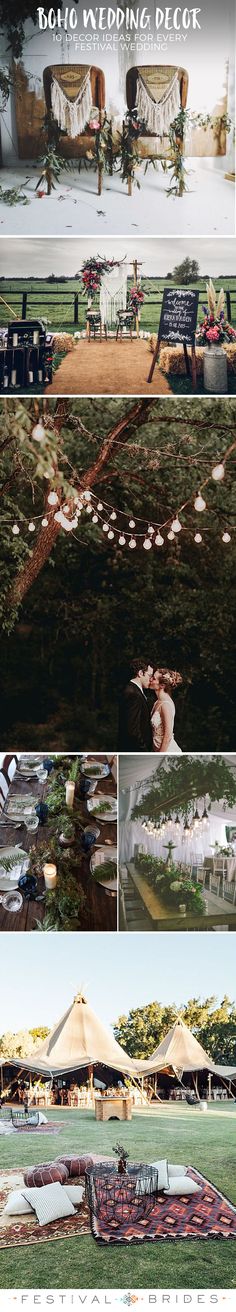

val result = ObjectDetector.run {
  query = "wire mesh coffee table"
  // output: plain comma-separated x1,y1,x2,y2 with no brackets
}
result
86,1163,159,1227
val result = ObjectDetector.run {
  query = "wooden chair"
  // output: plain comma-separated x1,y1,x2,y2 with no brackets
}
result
43,64,105,194
86,311,107,341
116,311,135,340
126,64,188,195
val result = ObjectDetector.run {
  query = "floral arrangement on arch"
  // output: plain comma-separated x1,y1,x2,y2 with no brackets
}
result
128,285,145,316
80,255,121,300
196,280,236,348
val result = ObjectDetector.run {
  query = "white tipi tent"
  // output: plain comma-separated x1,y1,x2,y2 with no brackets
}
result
6,992,137,1079
136,1018,236,1081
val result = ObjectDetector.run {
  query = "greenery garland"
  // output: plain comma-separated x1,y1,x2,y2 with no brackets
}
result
136,852,205,915
131,756,236,824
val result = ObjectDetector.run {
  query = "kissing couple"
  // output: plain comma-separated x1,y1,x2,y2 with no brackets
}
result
119,658,183,753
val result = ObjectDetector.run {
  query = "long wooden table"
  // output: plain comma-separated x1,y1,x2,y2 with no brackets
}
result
128,864,236,931
0,757,117,932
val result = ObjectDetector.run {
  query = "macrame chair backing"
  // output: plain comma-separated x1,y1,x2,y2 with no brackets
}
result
43,65,105,157
13,61,46,160
100,268,128,328
126,65,188,159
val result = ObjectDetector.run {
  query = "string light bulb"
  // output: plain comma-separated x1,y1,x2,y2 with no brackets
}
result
212,462,225,482
119,534,126,546
12,523,20,535
129,537,136,549
148,526,155,536
143,537,152,550
194,492,206,512
97,501,103,511
47,491,58,506
83,489,92,502
32,421,45,443
41,518,48,527
155,531,164,546
194,532,202,544
222,531,231,543
92,514,98,524
202,805,209,827
107,529,114,540
171,517,182,533
129,519,135,529
102,523,109,533
110,511,117,521
28,521,36,532
167,529,175,541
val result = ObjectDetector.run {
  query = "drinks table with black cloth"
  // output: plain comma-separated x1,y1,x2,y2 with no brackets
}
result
0,757,117,932
128,864,236,931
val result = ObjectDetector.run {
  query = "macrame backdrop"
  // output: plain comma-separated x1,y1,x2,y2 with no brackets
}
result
51,69,93,138
100,267,127,327
135,67,180,136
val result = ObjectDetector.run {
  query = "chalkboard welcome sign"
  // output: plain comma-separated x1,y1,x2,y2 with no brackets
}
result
159,287,199,346
148,286,199,388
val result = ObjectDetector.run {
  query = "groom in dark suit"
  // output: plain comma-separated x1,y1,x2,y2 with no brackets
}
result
118,658,154,751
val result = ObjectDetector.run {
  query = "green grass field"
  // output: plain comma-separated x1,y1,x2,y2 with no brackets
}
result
0,1104,235,1289
0,277,235,335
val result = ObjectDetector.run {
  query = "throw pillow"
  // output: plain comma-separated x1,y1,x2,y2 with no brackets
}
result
168,1164,187,1177
22,1182,76,1226
63,1184,85,1205
150,1159,169,1190
24,1161,69,1188
4,1190,33,1216
164,1175,201,1196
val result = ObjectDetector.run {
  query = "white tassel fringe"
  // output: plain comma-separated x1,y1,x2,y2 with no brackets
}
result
135,70,180,137
51,71,93,138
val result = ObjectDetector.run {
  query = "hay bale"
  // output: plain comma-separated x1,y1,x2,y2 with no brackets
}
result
225,344,236,372
52,333,76,353
159,344,204,378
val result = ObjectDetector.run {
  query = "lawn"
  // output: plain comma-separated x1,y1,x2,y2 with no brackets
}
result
0,1104,235,1289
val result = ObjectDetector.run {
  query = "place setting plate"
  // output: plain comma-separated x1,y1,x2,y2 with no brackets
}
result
4,794,37,820
87,794,117,823
90,844,117,895
80,759,110,780
0,846,29,891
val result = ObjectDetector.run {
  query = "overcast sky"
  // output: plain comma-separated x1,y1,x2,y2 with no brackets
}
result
0,934,234,1034
0,238,236,279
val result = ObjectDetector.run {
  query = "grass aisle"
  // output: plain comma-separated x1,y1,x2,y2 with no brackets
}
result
0,1105,235,1288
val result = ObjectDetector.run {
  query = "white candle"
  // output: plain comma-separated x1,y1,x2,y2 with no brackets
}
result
43,863,57,890
179,903,186,916
38,369,43,382
29,371,33,384
13,333,18,347
11,370,17,386
66,781,75,809
33,331,39,345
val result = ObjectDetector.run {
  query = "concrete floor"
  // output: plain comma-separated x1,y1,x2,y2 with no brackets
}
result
0,161,234,237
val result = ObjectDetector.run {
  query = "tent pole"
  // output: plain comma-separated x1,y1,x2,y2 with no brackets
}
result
192,1073,200,1100
208,1073,211,1101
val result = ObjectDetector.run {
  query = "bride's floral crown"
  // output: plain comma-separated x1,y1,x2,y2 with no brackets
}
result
158,669,182,688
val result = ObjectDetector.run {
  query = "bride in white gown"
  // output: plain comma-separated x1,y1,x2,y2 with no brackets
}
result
150,668,182,753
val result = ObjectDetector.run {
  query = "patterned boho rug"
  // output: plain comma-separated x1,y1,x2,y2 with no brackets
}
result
13,1123,62,1135
89,1168,236,1245
0,1169,90,1249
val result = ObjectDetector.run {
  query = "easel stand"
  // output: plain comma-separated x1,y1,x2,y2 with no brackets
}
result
148,334,197,390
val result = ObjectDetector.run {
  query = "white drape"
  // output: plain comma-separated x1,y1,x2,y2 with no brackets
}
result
135,69,180,137
100,268,127,327
51,71,92,138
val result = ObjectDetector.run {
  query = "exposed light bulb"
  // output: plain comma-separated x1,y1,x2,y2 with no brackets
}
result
92,514,98,524
119,535,126,546
54,510,63,524
129,519,135,529
31,421,45,442
12,523,20,535
167,529,175,541
28,521,36,532
155,532,164,546
97,501,103,511
171,517,182,533
129,537,136,549
86,504,93,514
148,526,154,536
110,511,117,521
107,529,114,540
194,492,206,512
102,523,109,533
83,489,92,502
143,537,152,550
222,531,231,543
41,518,48,527
212,462,225,482
47,491,58,506
194,532,202,544
63,505,69,514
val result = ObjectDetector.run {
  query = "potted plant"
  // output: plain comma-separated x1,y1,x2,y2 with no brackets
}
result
196,281,236,393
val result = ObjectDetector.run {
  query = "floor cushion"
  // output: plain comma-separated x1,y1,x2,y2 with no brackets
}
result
149,1159,169,1190
4,1189,33,1216
164,1175,202,1195
22,1181,75,1226
57,1154,94,1177
63,1183,85,1204
168,1163,187,1177
24,1161,69,1188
